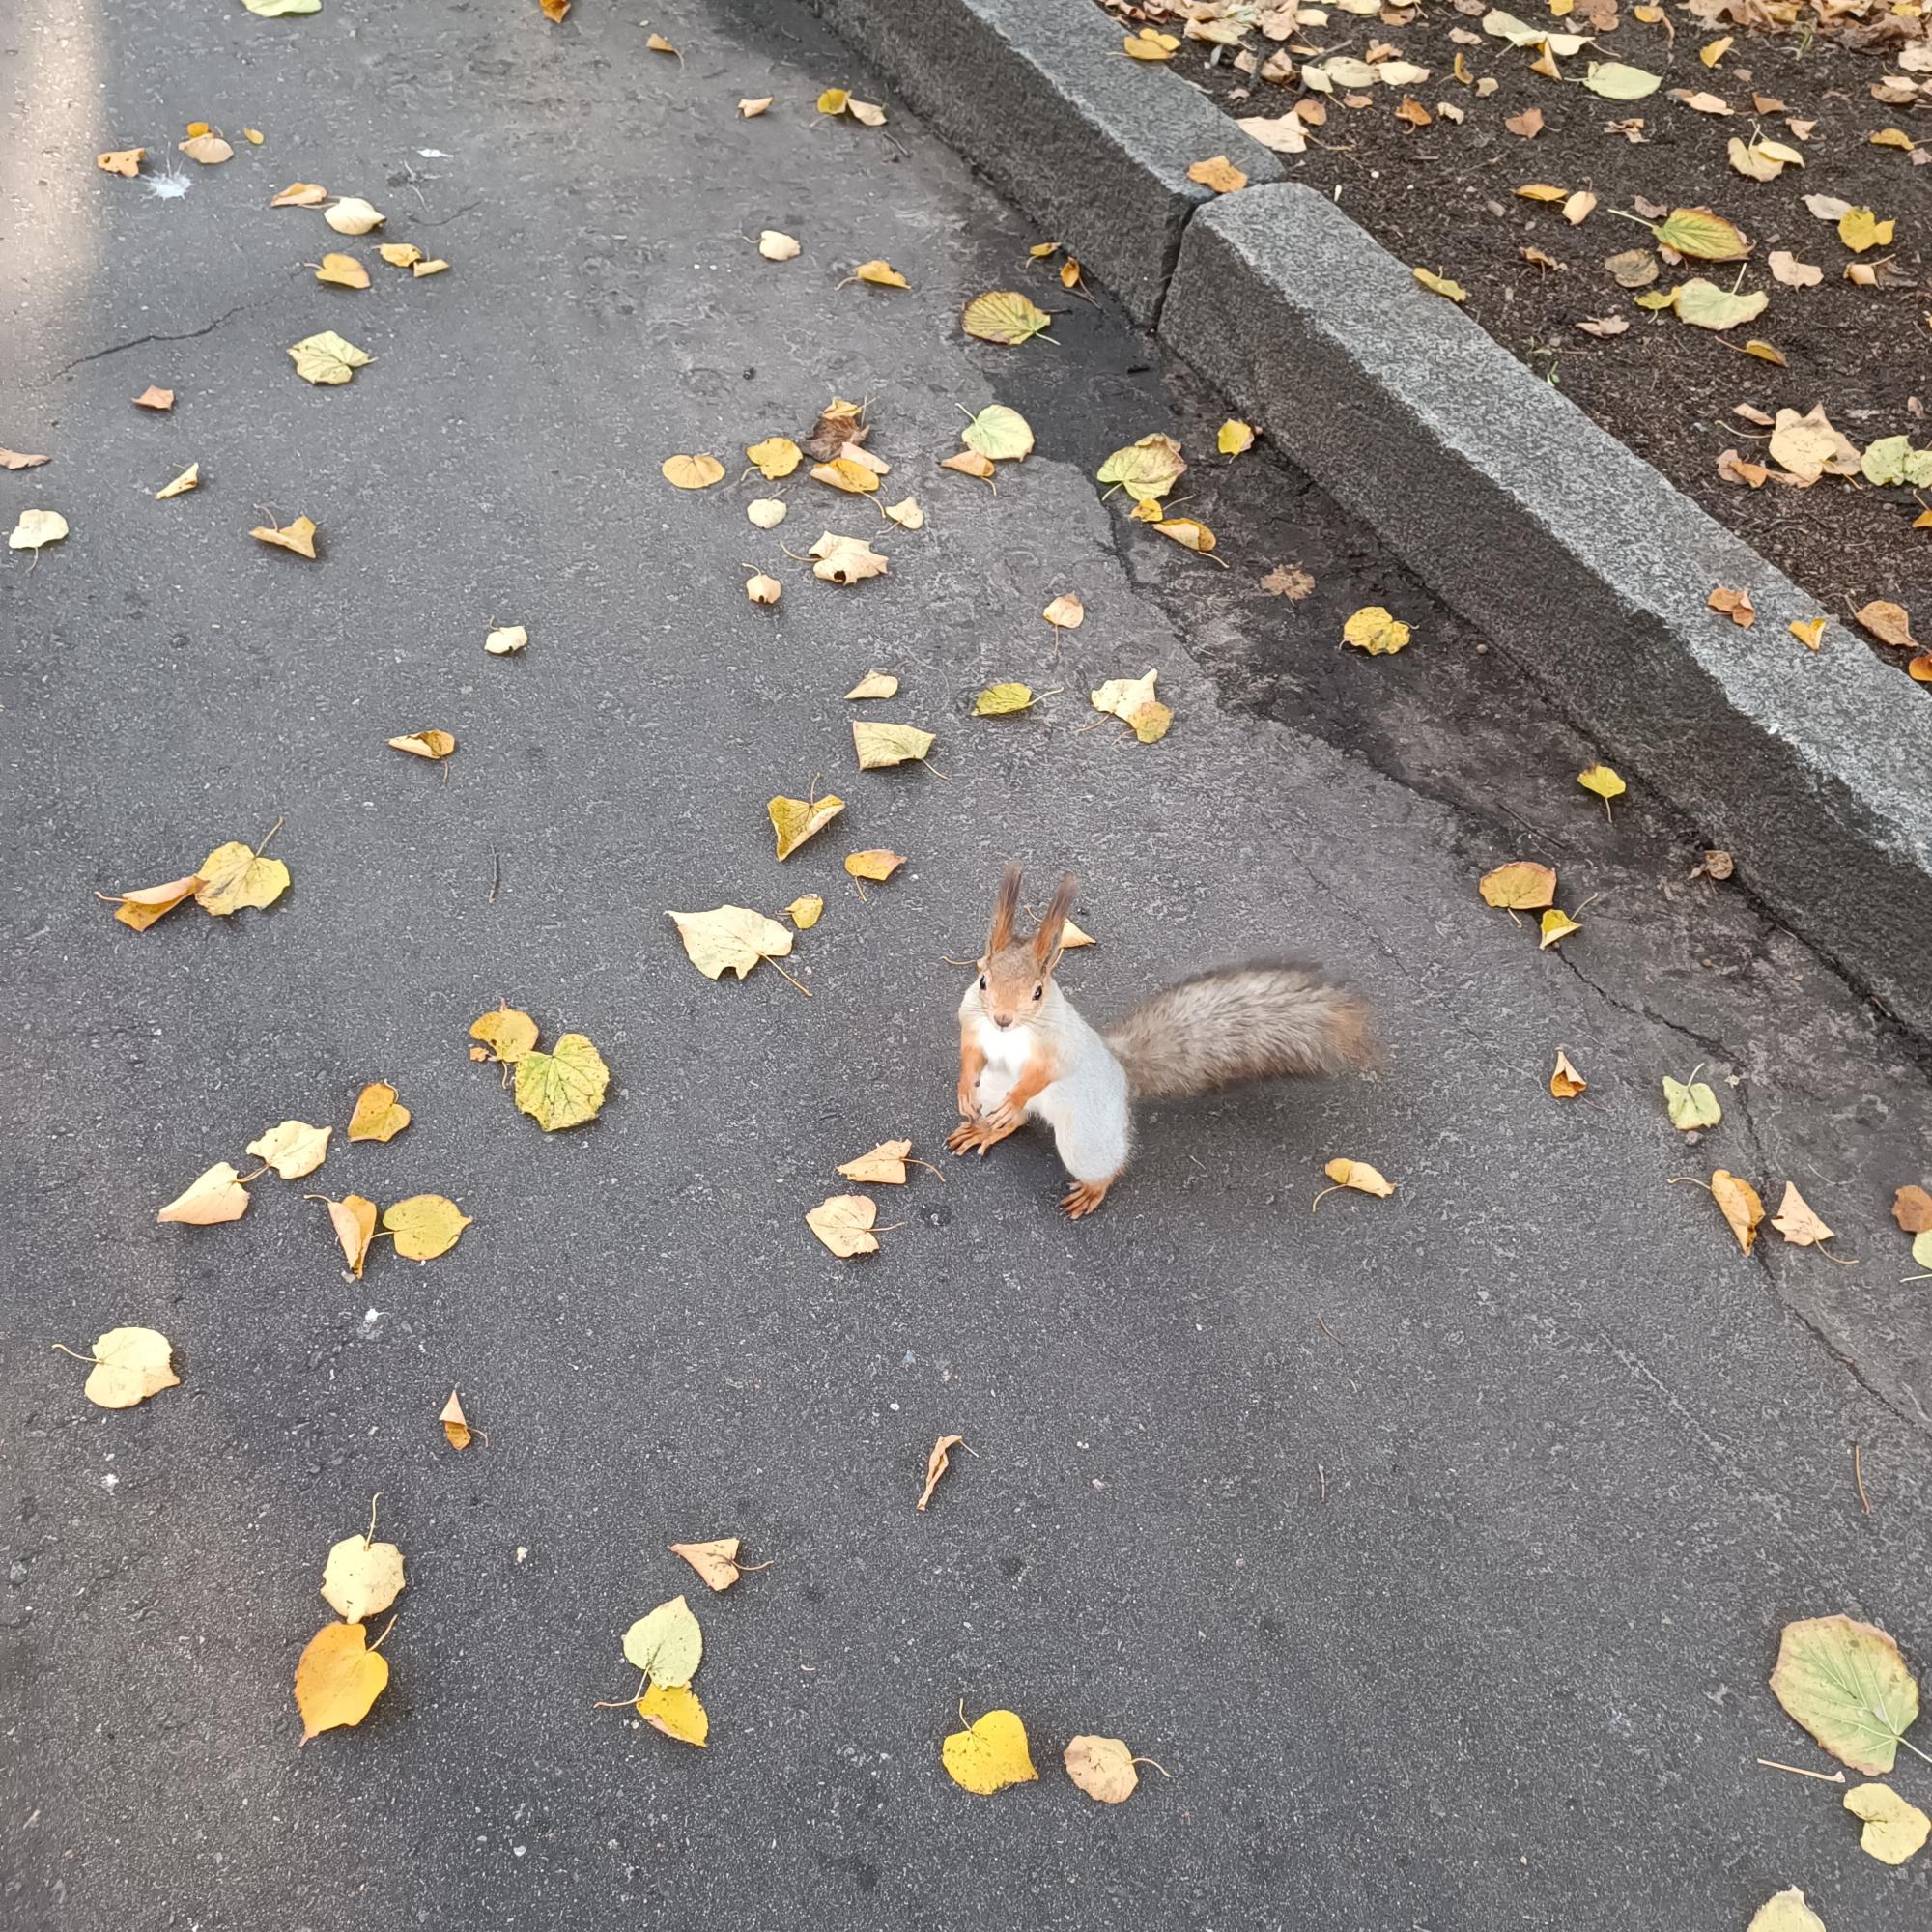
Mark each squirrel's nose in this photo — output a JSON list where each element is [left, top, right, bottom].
[[994, 1015, 1012, 1030]]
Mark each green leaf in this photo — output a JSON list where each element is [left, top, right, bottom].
[[1412, 267, 1468, 303], [623, 1595, 703, 1687], [1674, 277, 1766, 331], [851, 721, 936, 769], [1095, 433, 1186, 503], [960, 405, 1034, 462], [514, 1033, 611, 1130], [1583, 61, 1660, 99], [1861, 436, 1932, 489], [1770, 1613, 1921, 1776], [961, 290, 1052, 345], [1662, 1074, 1721, 1130], [1649, 206, 1749, 261], [974, 682, 1035, 716], [243, 0, 321, 13]]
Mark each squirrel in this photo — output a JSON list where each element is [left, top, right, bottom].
[[948, 864, 1378, 1218]]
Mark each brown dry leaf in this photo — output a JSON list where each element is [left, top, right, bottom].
[[1604, 247, 1659, 288], [102, 873, 203, 932], [1708, 585, 1755, 628], [316, 253, 370, 290], [1043, 593, 1085, 630], [1771, 1181, 1834, 1248], [769, 792, 845, 860], [133, 386, 175, 412], [0, 448, 50, 469], [809, 531, 888, 583], [1891, 1184, 1932, 1234], [1856, 601, 1918, 649], [1577, 315, 1630, 337], [271, 181, 327, 207], [669, 1537, 746, 1591], [440, 1390, 472, 1449], [1549, 1050, 1588, 1097], [1520, 246, 1564, 272], [1187, 156, 1249, 193], [295, 1620, 390, 1742], [98, 147, 146, 176], [844, 848, 905, 881], [917, 1434, 964, 1510], [348, 1080, 412, 1143], [1262, 563, 1315, 599], [1506, 106, 1546, 137], [388, 729, 457, 760], [838, 1139, 913, 1184], [322, 1193, 379, 1277], [1691, 848, 1735, 881], [1394, 97, 1433, 127], [155, 462, 200, 500], [1065, 1735, 1141, 1804], [252, 515, 318, 558], [806, 1193, 879, 1257], [1710, 1169, 1764, 1254], [1910, 656, 1932, 684], [1479, 861, 1556, 908], [157, 1160, 252, 1226], [1717, 448, 1769, 487]]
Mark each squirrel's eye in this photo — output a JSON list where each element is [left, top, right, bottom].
[[979, 975, 988, 991], [1032, 984, 1043, 1001]]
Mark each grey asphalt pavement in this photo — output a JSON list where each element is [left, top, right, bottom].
[[6, 1, 1932, 1927]]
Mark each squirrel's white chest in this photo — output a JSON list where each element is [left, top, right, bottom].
[[971, 1015, 1036, 1089]]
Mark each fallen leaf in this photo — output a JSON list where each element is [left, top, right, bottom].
[[322, 1532, 405, 1623], [102, 873, 202, 931], [769, 792, 845, 859], [295, 1621, 389, 1743], [347, 1080, 412, 1143], [324, 196, 384, 235], [1123, 28, 1180, 58], [1708, 585, 1755, 627], [246, 1120, 331, 1179], [838, 1139, 913, 1184], [669, 1537, 746, 1591], [809, 531, 889, 583], [1700, 32, 1733, 63], [1662, 1072, 1721, 1129], [738, 96, 774, 116], [746, 436, 802, 480], [661, 453, 725, 490], [98, 147, 145, 176], [1151, 517, 1215, 554], [1585, 61, 1659, 98], [376, 242, 424, 268], [845, 99, 887, 127], [1843, 1782, 1929, 1865], [1747, 1889, 1824, 1932], [382, 1194, 471, 1261], [1772, 1614, 1920, 1775], [1217, 419, 1257, 457], [440, 1390, 472, 1449], [1550, 1050, 1588, 1097], [757, 229, 801, 261], [852, 722, 935, 769], [74, 1327, 179, 1409], [1838, 207, 1894, 253], [469, 1003, 539, 1064], [623, 1594, 704, 1686], [1577, 763, 1625, 801], [1650, 207, 1747, 260], [645, 30, 677, 53], [1718, 448, 1769, 486], [1861, 437, 1932, 488], [849, 258, 908, 288], [944, 1709, 1037, 1794], [1042, 593, 1084, 630], [1393, 97, 1433, 128], [288, 329, 371, 385], [668, 905, 795, 980], [9, 508, 69, 551], [1412, 266, 1467, 301], [1790, 617, 1827, 649], [1539, 907, 1581, 949], [1091, 668, 1171, 744], [1065, 1735, 1140, 1804], [1060, 916, 1094, 949], [1675, 278, 1766, 331], [807, 1192, 879, 1257], [1186, 155, 1249, 192], [322, 1194, 378, 1276], [1343, 605, 1412, 654], [251, 515, 318, 557], [1856, 600, 1918, 649], [811, 456, 881, 495], [816, 87, 849, 114], [195, 838, 290, 913], [1770, 1180, 1834, 1247], [1320, 1156, 1396, 1198], [844, 671, 897, 699], [917, 1434, 964, 1510], [786, 895, 824, 929], [484, 624, 528, 655], [1770, 405, 1861, 483], [1604, 247, 1659, 287], [1505, 107, 1545, 138], [515, 1034, 611, 1130], [941, 450, 996, 482], [0, 448, 50, 469], [845, 848, 905, 881], [1236, 111, 1308, 153], [1520, 245, 1563, 272], [243, 0, 322, 11], [1670, 88, 1733, 114], [962, 291, 1052, 345], [882, 497, 923, 529], [1710, 1168, 1763, 1252], [638, 1680, 709, 1745], [387, 729, 457, 760], [155, 462, 200, 500], [960, 404, 1034, 462], [974, 681, 1035, 716], [315, 252, 369, 290], [271, 181, 327, 207], [1892, 1185, 1932, 1234], [1096, 434, 1187, 503], [1691, 848, 1734, 881], [1768, 250, 1822, 287], [1478, 861, 1556, 908], [179, 132, 234, 165], [746, 571, 781, 605], [1564, 191, 1597, 225]]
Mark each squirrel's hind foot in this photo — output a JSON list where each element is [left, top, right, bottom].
[[1060, 1177, 1115, 1219]]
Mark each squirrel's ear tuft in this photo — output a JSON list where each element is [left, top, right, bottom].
[[987, 862, 1024, 955], [1034, 872, 1078, 971]]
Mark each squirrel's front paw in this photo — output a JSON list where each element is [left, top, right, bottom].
[[980, 1100, 1021, 1133], [955, 1084, 980, 1121], [947, 1120, 998, 1156]]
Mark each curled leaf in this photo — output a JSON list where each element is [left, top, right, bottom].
[[769, 792, 845, 860], [918, 1433, 964, 1510]]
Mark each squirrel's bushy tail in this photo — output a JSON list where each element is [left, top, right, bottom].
[[1104, 958, 1377, 1102]]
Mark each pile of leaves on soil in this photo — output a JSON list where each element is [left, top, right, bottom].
[[1102, 0, 1932, 687]]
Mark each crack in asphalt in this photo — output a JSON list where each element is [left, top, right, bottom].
[[53, 288, 285, 378]]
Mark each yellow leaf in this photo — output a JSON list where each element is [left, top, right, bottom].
[[661, 453, 725, 490], [322, 1194, 378, 1277], [1059, 916, 1094, 950], [1122, 28, 1180, 57], [322, 1532, 406, 1623], [844, 671, 897, 699], [769, 792, 845, 860], [1090, 668, 1169, 742], [1412, 266, 1467, 302], [251, 515, 319, 557], [786, 894, 824, 929], [1699, 33, 1734, 63], [1151, 517, 1215, 554], [806, 1192, 879, 1257], [1061, 257, 1084, 290], [382, 1194, 471, 1261], [288, 329, 371, 384], [757, 229, 801, 261], [1478, 861, 1556, 909], [414, 257, 455, 278], [746, 436, 802, 479], [377, 242, 424, 268], [746, 571, 781, 605], [638, 1680, 709, 1746], [179, 132, 234, 164], [1064, 1735, 1140, 1804], [1342, 605, 1412, 654], [1771, 1180, 1834, 1248], [133, 385, 175, 411], [1844, 1781, 1931, 1864], [243, 128, 264, 144], [1838, 207, 1894, 252], [185, 122, 210, 138], [1564, 191, 1597, 224], [838, 1138, 913, 1184], [975, 682, 1035, 716], [1042, 593, 1084, 629], [323, 196, 384, 235], [195, 838, 289, 914], [469, 1004, 540, 1064], [1320, 1156, 1396, 1198], [845, 99, 886, 127], [74, 1327, 179, 1409], [851, 258, 909, 288], [1539, 907, 1581, 949], [155, 462, 201, 500], [1743, 339, 1785, 366], [1516, 184, 1569, 202], [816, 88, 849, 114], [852, 721, 935, 769], [440, 1390, 472, 1449], [271, 182, 327, 207], [667, 905, 795, 980], [943, 1709, 1038, 1794], [623, 1594, 703, 1686], [246, 1120, 331, 1179], [941, 449, 997, 481], [348, 1080, 412, 1143], [1218, 418, 1256, 455], [1186, 155, 1248, 193], [1870, 128, 1917, 152], [10, 508, 69, 550], [845, 848, 905, 881], [918, 1433, 964, 1510], [1710, 1168, 1764, 1253], [1790, 617, 1827, 650], [388, 729, 457, 760], [738, 97, 773, 117], [1096, 432, 1186, 502], [1549, 1050, 1587, 1097], [540, 0, 569, 18], [645, 31, 677, 53], [316, 252, 369, 290], [961, 290, 1052, 345], [810, 456, 880, 494], [1577, 763, 1625, 800], [1856, 599, 1918, 649], [514, 1034, 611, 1130], [1746, 1889, 1824, 1932], [809, 531, 889, 583], [103, 873, 203, 932], [882, 497, 923, 528], [295, 1620, 390, 1742], [97, 147, 146, 176], [1662, 1073, 1721, 1130], [669, 1536, 745, 1591]]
